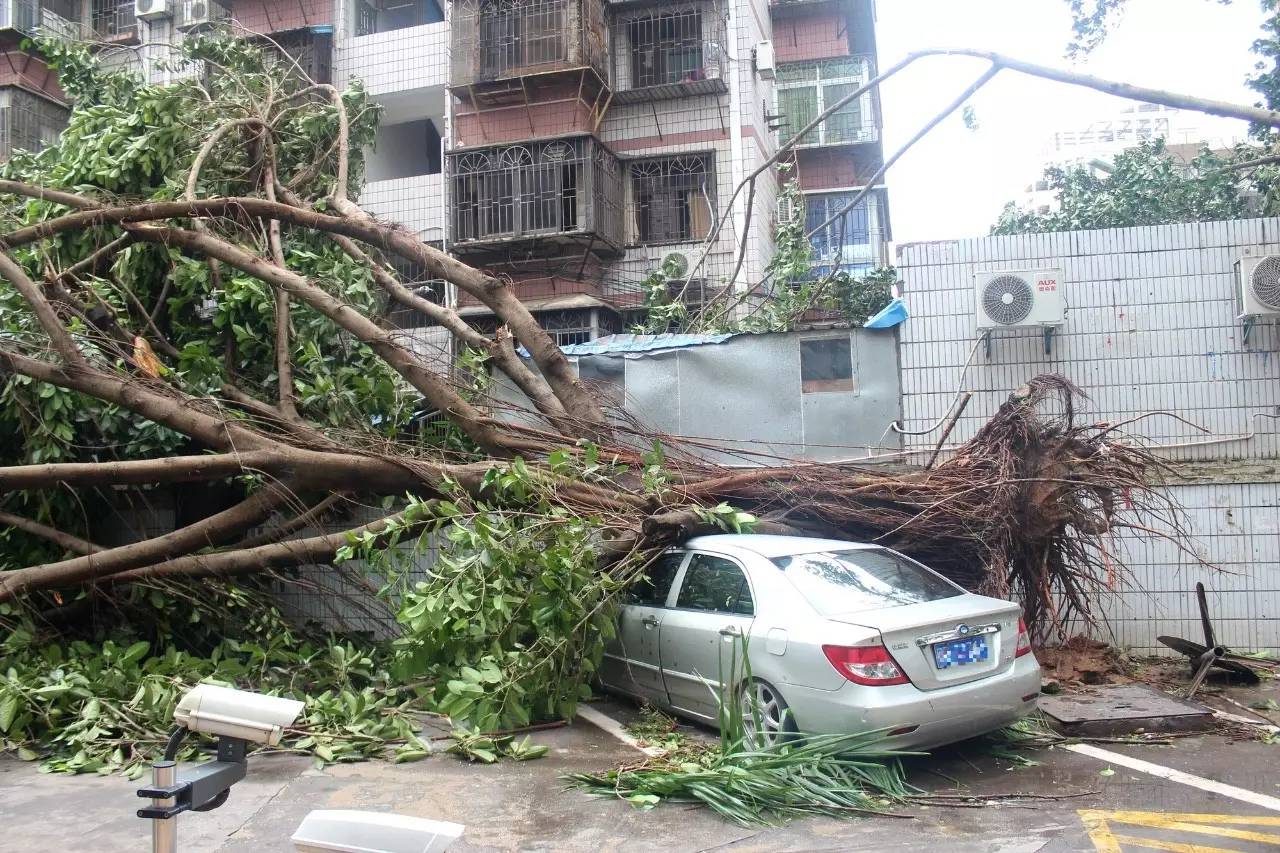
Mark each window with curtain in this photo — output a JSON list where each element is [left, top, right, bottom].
[[804, 192, 880, 273], [628, 155, 715, 245], [776, 57, 873, 146]]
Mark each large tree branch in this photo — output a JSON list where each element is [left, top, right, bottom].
[[0, 510, 104, 556], [0, 186, 605, 431], [0, 249, 88, 367]]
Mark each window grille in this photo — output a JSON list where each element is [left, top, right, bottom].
[[477, 0, 569, 78], [775, 56, 876, 146], [540, 308, 596, 346], [628, 9, 702, 88], [90, 0, 134, 38], [448, 137, 623, 248], [627, 155, 714, 246], [0, 91, 68, 160], [797, 191, 884, 280], [385, 256, 446, 328]]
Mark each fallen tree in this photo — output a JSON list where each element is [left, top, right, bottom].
[[0, 34, 1217, 760]]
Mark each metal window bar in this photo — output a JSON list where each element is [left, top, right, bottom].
[[91, 0, 135, 37], [627, 9, 701, 88], [477, 0, 569, 79], [449, 137, 622, 246], [628, 155, 714, 245], [355, 0, 377, 35], [798, 192, 885, 284], [0, 94, 68, 160], [541, 309, 595, 345], [776, 56, 877, 146], [387, 258, 447, 328], [1, 0, 82, 37]]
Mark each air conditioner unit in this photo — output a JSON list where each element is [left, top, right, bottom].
[[1237, 255, 1280, 316], [659, 250, 690, 279], [134, 0, 170, 21], [177, 0, 226, 30], [975, 269, 1065, 329], [755, 41, 776, 80]]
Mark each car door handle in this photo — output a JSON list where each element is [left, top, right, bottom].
[[719, 626, 741, 637], [641, 616, 659, 628]]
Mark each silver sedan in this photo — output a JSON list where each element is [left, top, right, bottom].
[[599, 534, 1041, 749]]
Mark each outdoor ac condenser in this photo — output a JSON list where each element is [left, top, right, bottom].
[[134, 0, 170, 21], [1237, 255, 1280, 317], [974, 269, 1065, 330]]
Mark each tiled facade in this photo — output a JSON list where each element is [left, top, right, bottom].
[[22, 0, 889, 343]]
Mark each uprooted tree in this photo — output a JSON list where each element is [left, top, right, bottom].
[[0, 35, 1239, 771]]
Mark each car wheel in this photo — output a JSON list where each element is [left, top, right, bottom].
[[739, 679, 797, 747]]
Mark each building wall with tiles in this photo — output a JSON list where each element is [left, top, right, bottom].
[[333, 22, 448, 98], [897, 218, 1280, 651]]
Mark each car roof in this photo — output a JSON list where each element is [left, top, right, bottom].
[[681, 534, 879, 560]]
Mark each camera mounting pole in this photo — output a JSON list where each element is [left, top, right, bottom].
[[137, 728, 250, 853]]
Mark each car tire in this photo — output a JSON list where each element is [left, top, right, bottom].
[[739, 678, 798, 747]]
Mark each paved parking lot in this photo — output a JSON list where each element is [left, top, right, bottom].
[[5, 690, 1280, 852]]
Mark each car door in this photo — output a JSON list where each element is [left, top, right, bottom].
[[658, 553, 756, 722], [599, 551, 687, 705]]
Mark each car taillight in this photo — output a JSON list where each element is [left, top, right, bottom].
[[1015, 617, 1032, 658], [822, 644, 910, 686]]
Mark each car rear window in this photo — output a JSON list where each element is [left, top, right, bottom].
[[772, 549, 962, 616]]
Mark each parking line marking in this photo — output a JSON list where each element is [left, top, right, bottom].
[[576, 706, 664, 756], [1080, 810, 1280, 852], [1066, 743, 1280, 812]]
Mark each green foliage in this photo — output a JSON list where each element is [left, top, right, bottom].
[[991, 139, 1249, 235], [634, 179, 894, 334], [386, 469, 629, 732], [569, 640, 914, 825]]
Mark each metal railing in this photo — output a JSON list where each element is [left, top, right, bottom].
[[0, 0, 83, 38], [447, 136, 623, 248]]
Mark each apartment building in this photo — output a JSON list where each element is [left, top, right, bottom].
[[5, 0, 890, 344]]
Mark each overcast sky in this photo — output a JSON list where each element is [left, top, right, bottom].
[[876, 0, 1266, 244]]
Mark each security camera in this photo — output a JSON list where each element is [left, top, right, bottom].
[[174, 684, 304, 747]]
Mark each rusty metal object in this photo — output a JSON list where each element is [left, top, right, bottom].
[[1157, 582, 1261, 698]]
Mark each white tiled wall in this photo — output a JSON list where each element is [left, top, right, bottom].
[[898, 218, 1280, 650], [333, 22, 449, 97], [359, 172, 444, 241]]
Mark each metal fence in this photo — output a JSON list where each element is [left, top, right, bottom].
[[447, 136, 624, 249], [626, 154, 715, 245], [0, 91, 68, 160], [609, 3, 726, 93], [450, 0, 608, 86]]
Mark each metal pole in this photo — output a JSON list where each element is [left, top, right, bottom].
[[151, 760, 178, 853]]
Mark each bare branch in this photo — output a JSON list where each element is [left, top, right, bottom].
[[0, 510, 104, 556]]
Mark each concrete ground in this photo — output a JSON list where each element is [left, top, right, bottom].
[[6, 676, 1280, 852]]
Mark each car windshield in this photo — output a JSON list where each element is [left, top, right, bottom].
[[773, 548, 962, 616]]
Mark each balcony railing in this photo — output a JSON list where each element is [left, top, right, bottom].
[[0, 0, 82, 38], [446, 135, 623, 254], [776, 55, 879, 147], [450, 0, 609, 88], [609, 3, 727, 104]]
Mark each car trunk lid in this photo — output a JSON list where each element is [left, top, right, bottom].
[[827, 595, 1021, 690]]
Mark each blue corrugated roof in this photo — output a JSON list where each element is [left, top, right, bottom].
[[559, 333, 734, 356]]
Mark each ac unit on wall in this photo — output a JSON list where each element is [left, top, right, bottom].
[[134, 0, 170, 20], [975, 269, 1065, 330], [1237, 255, 1280, 316], [178, 0, 223, 30]]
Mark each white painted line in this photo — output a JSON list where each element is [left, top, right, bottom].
[[1065, 742, 1280, 813], [575, 705, 665, 757]]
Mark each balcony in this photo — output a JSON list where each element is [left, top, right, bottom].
[[446, 135, 623, 257], [0, 0, 82, 39], [335, 20, 448, 98], [449, 0, 609, 90], [775, 55, 879, 147], [609, 3, 727, 105], [360, 172, 444, 242]]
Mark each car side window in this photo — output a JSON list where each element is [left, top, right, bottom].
[[628, 552, 684, 606], [676, 555, 754, 616]]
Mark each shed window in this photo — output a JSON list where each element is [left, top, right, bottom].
[[800, 338, 853, 394]]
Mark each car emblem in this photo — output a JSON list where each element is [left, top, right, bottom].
[[956, 624, 970, 636]]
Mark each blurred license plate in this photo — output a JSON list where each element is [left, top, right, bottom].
[[932, 636, 989, 669]]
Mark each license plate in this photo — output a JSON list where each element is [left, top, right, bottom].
[[932, 636, 989, 669]]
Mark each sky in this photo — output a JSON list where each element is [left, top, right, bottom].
[[876, 0, 1267, 243]]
